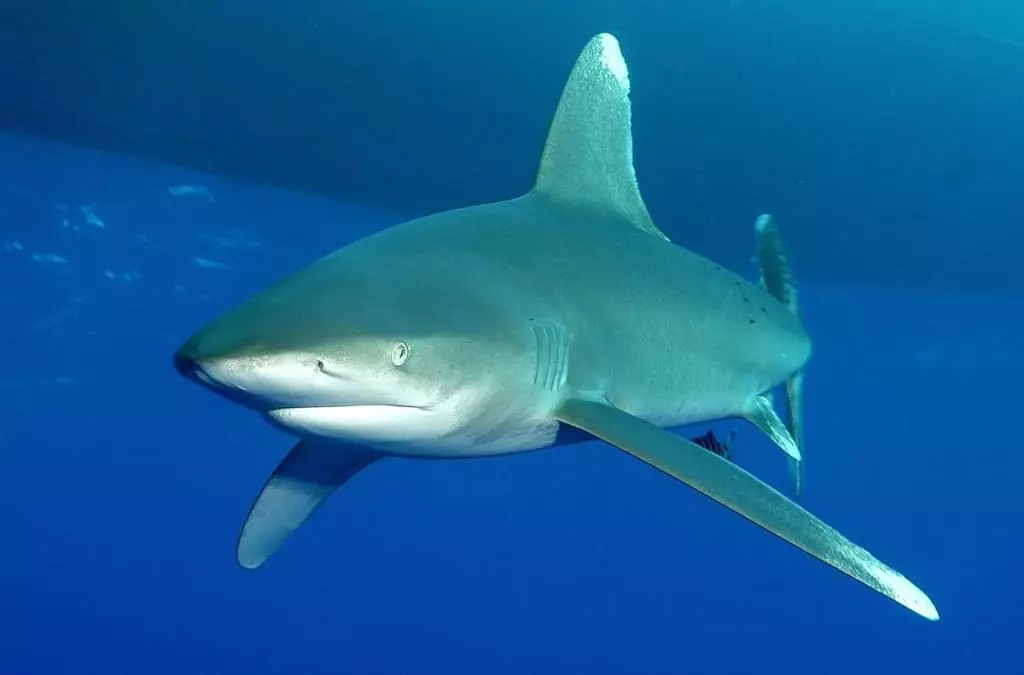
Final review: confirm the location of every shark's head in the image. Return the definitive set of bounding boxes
[174,245,545,452]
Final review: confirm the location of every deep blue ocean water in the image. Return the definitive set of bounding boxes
[2,20,1022,672]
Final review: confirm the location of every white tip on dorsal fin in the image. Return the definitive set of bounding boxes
[532,33,669,241]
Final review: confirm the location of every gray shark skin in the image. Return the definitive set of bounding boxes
[174,34,938,621]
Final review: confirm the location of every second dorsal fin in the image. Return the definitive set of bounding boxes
[531,33,669,241]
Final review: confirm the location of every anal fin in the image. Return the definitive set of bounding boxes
[236,440,381,569]
[555,398,938,621]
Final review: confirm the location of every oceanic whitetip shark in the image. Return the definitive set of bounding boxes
[173,33,938,621]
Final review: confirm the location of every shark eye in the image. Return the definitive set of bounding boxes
[391,341,410,367]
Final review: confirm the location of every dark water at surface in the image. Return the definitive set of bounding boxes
[3,2,1024,291]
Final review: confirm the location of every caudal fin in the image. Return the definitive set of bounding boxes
[754,214,806,496]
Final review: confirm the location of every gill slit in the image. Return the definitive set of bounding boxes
[532,320,570,393]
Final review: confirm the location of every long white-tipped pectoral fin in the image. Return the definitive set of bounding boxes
[555,397,939,621]
[236,440,381,569]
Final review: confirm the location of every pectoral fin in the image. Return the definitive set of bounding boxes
[555,398,938,621]
[236,440,381,570]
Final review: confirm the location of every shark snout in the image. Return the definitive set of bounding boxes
[173,336,226,388]
[172,339,392,413]
[173,350,201,382]
[172,337,275,409]
[172,347,246,407]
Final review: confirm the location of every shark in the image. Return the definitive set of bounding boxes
[173,33,938,621]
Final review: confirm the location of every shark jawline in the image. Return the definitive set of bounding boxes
[264,404,460,450]
[267,404,425,414]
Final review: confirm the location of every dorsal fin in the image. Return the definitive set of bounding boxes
[532,33,669,241]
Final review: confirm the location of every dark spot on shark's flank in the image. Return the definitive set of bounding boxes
[749,317,755,324]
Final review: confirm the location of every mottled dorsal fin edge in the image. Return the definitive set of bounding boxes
[531,33,669,241]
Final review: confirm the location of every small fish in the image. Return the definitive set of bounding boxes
[691,429,735,461]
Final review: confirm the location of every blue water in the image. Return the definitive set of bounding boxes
[1,69,1020,675]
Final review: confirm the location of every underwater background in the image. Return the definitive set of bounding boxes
[1,3,1022,674]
